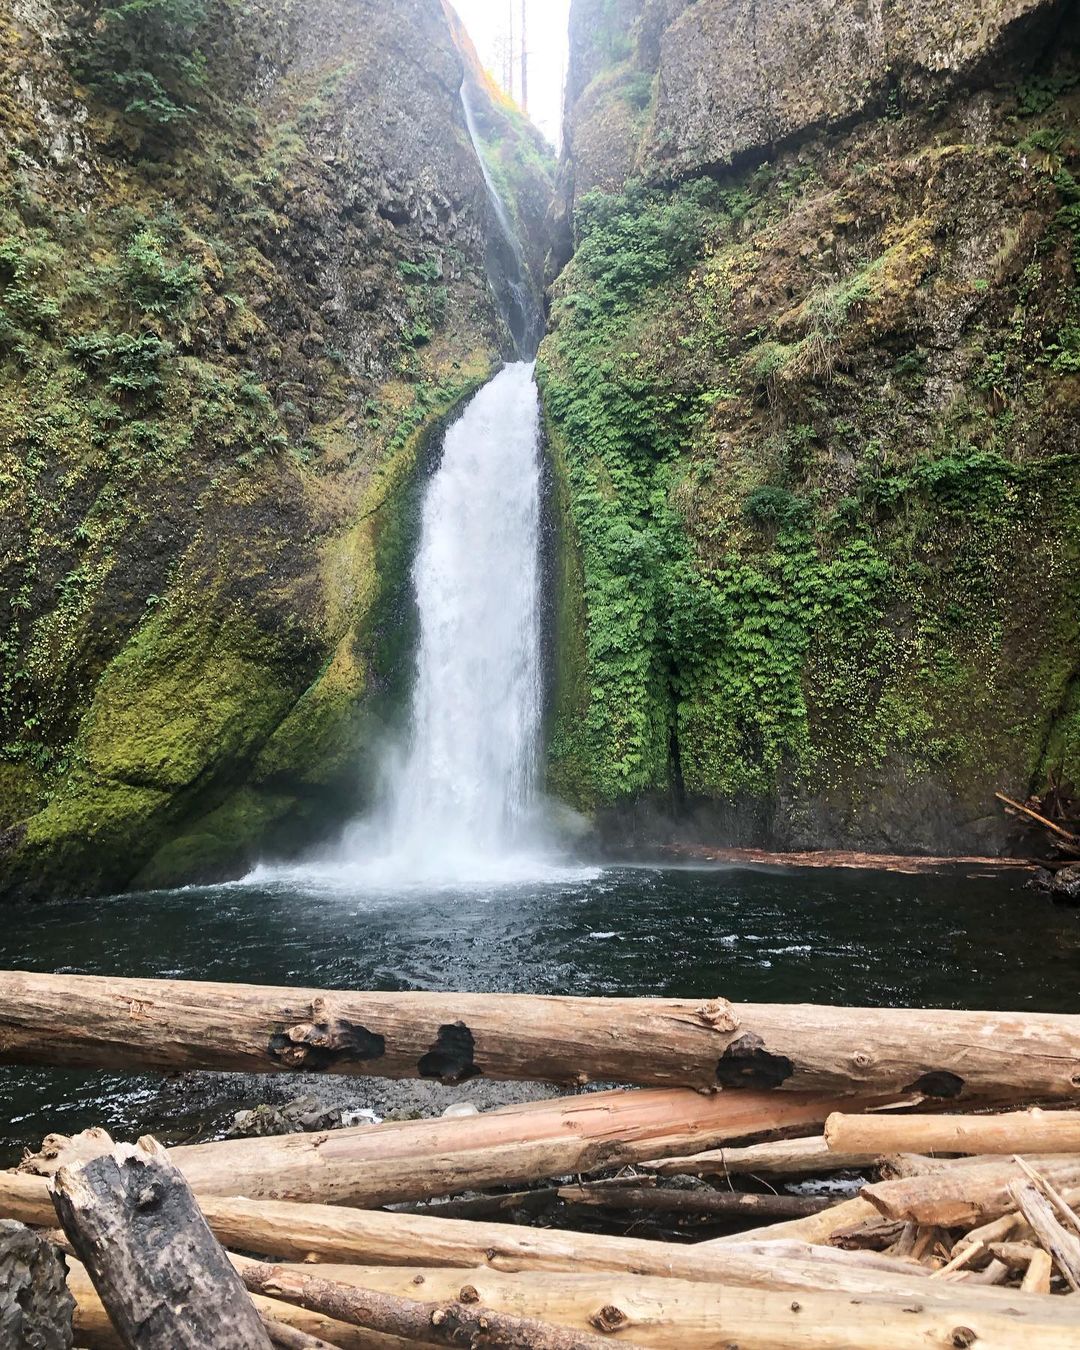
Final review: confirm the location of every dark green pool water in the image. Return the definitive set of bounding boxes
[1,862,1076,1160]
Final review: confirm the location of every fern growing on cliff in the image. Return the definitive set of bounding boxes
[72,0,209,133]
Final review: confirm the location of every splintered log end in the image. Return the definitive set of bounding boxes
[696,998,740,1033]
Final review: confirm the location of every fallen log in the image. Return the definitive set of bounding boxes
[555,1183,833,1221]
[862,1157,1080,1227]
[650,1134,879,1178]
[50,1135,273,1349]
[21,1089,884,1208]
[235,1256,1080,1350]
[0,1172,935,1294]
[0,1219,74,1349]
[827,1108,1080,1156]
[706,1196,882,1246]
[3,970,1080,1098]
[65,1258,411,1350]
[245,1260,1080,1349]
[237,1259,616,1350]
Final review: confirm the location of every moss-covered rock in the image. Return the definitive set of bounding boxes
[0,0,551,898]
[542,1,1080,853]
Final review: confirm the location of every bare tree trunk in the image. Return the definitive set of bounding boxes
[49,1136,272,1350]
[0,1220,73,1349]
[651,1135,879,1178]
[2,970,1079,1099]
[826,1109,1080,1155]
[22,1088,878,1208]
[238,1260,615,1350]
[556,1184,833,1221]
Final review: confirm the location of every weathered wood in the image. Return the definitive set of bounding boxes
[234,1257,1080,1350]
[238,1259,616,1350]
[3,970,1080,1098]
[1023,1248,1054,1294]
[827,1108,1080,1156]
[996,791,1080,846]
[246,1260,1080,1349]
[49,1135,273,1350]
[650,1134,879,1178]
[65,1258,412,1350]
[260,1317,343,1350]
[0,1220,73,1349]
[706,1196,882,1246]
[862,1157,1080,1228]
[21,1089,884,1208]
[1012,1181,1080,1293]
[556,1183,833,1221]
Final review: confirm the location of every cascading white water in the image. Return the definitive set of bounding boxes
[372,362,545,876]
[248,77,598,891]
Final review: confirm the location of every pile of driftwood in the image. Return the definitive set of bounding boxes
[2,971,1080,1347]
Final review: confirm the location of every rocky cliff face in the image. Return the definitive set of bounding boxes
[541,0,1080,853]
[0,0,552,898]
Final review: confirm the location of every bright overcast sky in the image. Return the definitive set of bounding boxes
[451,0,571,149]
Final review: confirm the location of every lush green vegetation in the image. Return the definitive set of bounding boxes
[73,0,209,132]
[539,82,1080,820]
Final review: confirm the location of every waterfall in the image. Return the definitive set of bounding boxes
[355,361,547,882]
[248,77,585,890]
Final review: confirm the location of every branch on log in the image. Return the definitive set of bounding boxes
[3,970,1080,1099]
[237,1259,614,1350]
[861,1157,1080,1228]
[21,1088,888,1209]
[0,1219,74,1349]
[555,1183,833,1221]
[259,1316,343,1350]
[826,1109,1080,1156]
[49,1135,273,1349]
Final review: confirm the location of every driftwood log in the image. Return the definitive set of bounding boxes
[65,1260,397,1350]
[826,1109,1080,1155]
[235,1257,1080,1350]
[237,1259,616,1350]
[0,1174,935,1294]
[49,1136,272,1349]
[555,1183,833,1220]
[3,970,1080,1098]
[1011,1182,1080,1292]
[20,1088,885,1208]
[0,1220,74,1349]
[862,1157,1080,1227]
[650,1134,879,1178]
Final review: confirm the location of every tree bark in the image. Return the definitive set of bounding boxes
[3,970,1080,1098]
[0,1220,73,1349]
[21,1088,883,1209]
[826,1108,1080,1156]
[238,1260,615,1350]
[863,1158,1080,1228]
[239,1260,1080,1350]
[555,1183,833,1221]
[49,1135,273,1350]
[650,1135,879,1178]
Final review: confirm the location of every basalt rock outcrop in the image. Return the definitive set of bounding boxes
[541,0,1080,854]
[0,0,553,898]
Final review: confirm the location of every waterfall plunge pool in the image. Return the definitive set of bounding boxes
[1,861,1076,1162]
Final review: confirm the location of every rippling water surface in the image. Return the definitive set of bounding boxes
[1,863,1076,1158]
